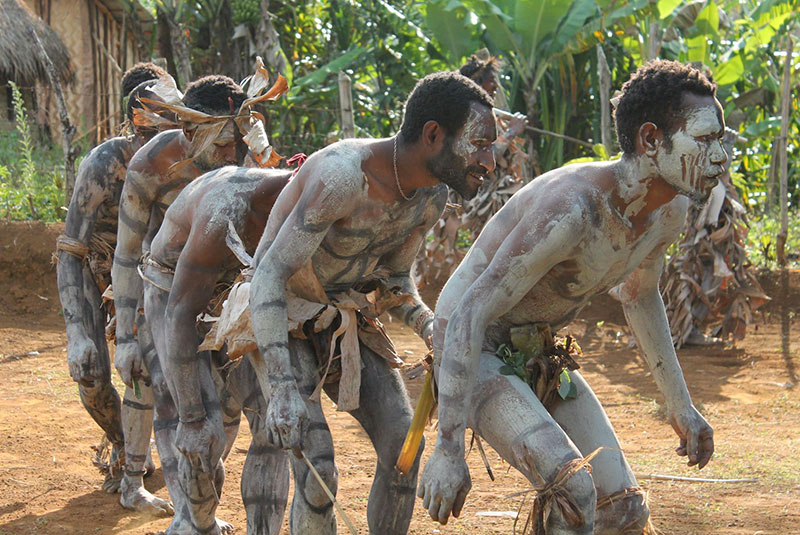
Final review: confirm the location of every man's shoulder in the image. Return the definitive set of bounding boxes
[82,137,129,166]
[303,140,372,196]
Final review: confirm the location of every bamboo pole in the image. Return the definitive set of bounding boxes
[776,33,793,267]
[338,71,355,139]
[29,27,77,209]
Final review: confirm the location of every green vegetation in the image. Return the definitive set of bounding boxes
[2,0,798,265]
[0,83,65,222]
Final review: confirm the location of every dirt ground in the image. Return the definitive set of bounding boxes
[1,221,798,535]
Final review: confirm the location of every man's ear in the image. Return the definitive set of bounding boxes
[637,122,661,155]
[421,120,445,152]
[182,125,194,142]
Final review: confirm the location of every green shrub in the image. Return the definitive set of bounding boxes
[0,82,66,222]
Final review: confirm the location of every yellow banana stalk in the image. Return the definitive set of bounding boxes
[396,371,435,474]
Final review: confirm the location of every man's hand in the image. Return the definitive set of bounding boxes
[67,335,101,385]
[668,405,714,469]
[418,447,471,525]
[176,417,224,473]
[114,341,146,388]
[265,383,308,453]
[505,112,528,139]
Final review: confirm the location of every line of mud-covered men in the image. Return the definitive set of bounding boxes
[57,55,723,535]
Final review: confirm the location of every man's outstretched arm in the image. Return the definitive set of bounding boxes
[57,158,108,384]
[164,223,228,472]
[112,162,156,387]
[420,207,578,525]
[614,245,714,469]
[249,169,360,451]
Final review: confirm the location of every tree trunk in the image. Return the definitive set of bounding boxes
[766,140,779,211]
[157,9,178,82]
[29,28,77,208]
[596,44,612,155]
[167,17,193,88]
[255,0,287,80]
[776,34,793,267]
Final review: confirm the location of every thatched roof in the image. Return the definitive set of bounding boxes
[0,0,72,86]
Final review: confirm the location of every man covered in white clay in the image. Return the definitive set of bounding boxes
[419,60,722,534]
[55,62,172,515]
[247,71,496,534]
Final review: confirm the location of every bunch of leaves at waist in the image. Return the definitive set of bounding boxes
[497,325,582,401]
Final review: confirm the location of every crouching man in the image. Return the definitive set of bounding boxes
[420,60,722,534]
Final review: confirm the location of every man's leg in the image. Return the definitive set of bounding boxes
[84,266,160,508]
[211,359,241,460]
[143,277,232,535]
[460,353,597,535]
[324,345,420,535]
[287,337,337,535]
[549,370,650,534]
[78,267,124,492]
[227,356,290,534]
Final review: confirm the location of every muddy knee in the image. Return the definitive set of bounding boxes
[301,458,338,511]
[595,489,651,535]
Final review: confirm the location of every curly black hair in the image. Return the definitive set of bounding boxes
[459,54,501,87]
[614,59,717,154]
[182,75,246,116]
[121,62,168,98]
[400,71,494,143]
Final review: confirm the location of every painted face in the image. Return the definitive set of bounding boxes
[195,120,245,171]
[655,94,728,203]
[426,102,497,199]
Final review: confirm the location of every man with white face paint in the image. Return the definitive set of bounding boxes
[419,60,725,534]
[246,71,495,534]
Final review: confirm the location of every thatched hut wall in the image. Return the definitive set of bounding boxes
[24,0,153,145]
[0,0,71,135]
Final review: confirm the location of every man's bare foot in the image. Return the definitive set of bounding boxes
[119,476,173,516]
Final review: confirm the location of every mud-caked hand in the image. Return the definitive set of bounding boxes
[264,383,308,452]
[67,335,101,385]
[114,340,145,388]
[418,447,471,524]
[176,417,225,473]
[669,404,714,469]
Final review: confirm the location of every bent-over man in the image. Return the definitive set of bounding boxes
[143,166,291,534]
[112,75,248,535]
[247,71,497,534]
[55,62,173,515]
[419,60,722,534]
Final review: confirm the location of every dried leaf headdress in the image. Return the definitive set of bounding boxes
[134,57,288,174]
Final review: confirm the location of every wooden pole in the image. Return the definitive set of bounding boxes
[776,34,793,267]
[338,71,355,139]
[596,44,612,155]
[29,27,77,209]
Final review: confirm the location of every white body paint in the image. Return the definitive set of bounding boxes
[419,93,726,533]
